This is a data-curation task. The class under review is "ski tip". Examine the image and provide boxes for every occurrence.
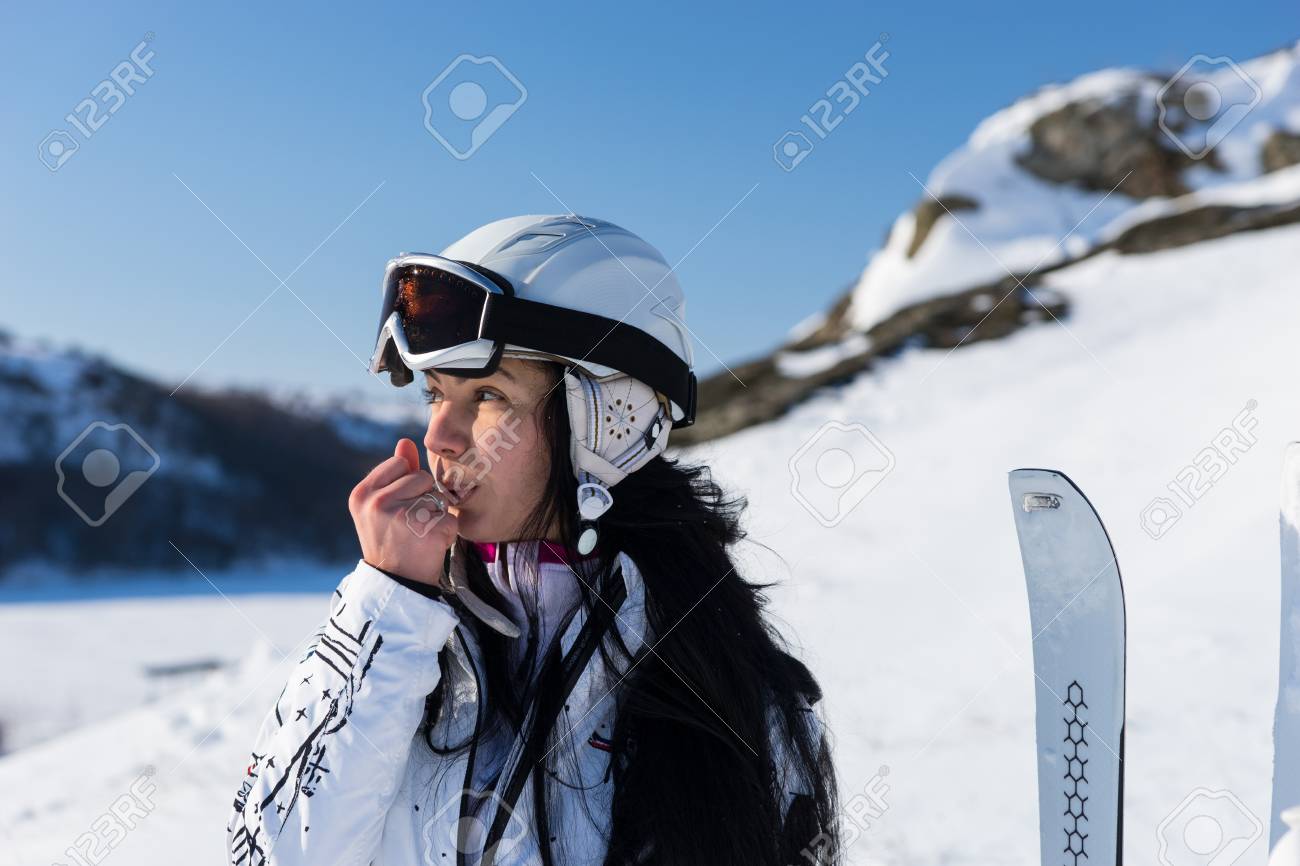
[1008,468,1087,509]
[1009,467,1072,486]
[1282,443,1300,519]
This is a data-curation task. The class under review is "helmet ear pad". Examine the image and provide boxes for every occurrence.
[563,367,672,489]
[561,367,672,555]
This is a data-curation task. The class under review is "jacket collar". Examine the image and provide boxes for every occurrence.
[471,538,603,569]
[446,543,649,679]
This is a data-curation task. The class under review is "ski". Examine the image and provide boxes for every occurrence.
[1272,443,1300,850]
[1008,468,1127,866]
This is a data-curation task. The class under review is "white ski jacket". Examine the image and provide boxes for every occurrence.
[226,541,820,866]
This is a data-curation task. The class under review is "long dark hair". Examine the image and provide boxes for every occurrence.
[418,360,840,866]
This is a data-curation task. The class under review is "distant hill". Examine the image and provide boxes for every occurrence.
[0,333,424,576]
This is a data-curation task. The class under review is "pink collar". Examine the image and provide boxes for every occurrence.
[472,540,601,568]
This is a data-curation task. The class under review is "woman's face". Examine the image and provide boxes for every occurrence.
[421,357,558,543]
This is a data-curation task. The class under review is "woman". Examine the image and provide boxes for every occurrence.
[226,215,839,866]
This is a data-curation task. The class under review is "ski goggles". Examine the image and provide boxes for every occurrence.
[369,253,698,428]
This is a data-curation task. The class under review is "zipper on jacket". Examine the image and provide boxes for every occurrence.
[500,540,512,603]
[455,540,508,866]
[478,565,629,866]
[454,627,485,866]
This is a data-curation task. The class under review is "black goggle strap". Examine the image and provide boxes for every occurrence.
[479,292,697,428]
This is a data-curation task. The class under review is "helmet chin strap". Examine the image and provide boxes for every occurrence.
[443,544,522,638]
[575,473,614,554]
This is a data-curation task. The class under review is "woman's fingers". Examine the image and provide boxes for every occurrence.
[352,450,419,506]
[376,469,437,506]
[349,442,456,585]
[394,437,421,474]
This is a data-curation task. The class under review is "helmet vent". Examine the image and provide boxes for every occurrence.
[495,231,566,256]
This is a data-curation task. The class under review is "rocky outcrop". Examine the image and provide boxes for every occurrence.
[784,284,856,351]
[1014,92,1201,199]
[908,195,979,258]
[1105,201,1300,254]
[1262,129,1300,173]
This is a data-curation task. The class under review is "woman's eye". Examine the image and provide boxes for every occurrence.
[420,387,502,405]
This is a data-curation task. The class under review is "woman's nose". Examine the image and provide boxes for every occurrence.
[423,403,474,459]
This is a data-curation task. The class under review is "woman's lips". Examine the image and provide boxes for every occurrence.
[434,474,476,506]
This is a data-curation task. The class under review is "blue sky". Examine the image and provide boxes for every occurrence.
[2,1,1293,401]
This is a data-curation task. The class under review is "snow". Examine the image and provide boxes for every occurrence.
[0,558,345,753]
[0,595,320,756]
[788,308,831,342]
[2,221,1297,864]
[775,333,872,378]
[0,339,107,463]
[1101,162,1300,241]
[966,68,1154,150]
[0,337,89,396]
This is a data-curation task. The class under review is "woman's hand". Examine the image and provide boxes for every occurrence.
[349,438,458,586]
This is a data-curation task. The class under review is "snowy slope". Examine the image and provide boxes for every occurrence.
[1,219,1296,865]
[0,559,347,753]
[704,225,1297,864]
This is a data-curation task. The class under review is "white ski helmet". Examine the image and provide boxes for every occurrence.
[368,213,698,554]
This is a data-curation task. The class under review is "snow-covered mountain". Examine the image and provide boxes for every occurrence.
[843,45,1300,333]
[678,41,1300,445]
[3,43,1300,866]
